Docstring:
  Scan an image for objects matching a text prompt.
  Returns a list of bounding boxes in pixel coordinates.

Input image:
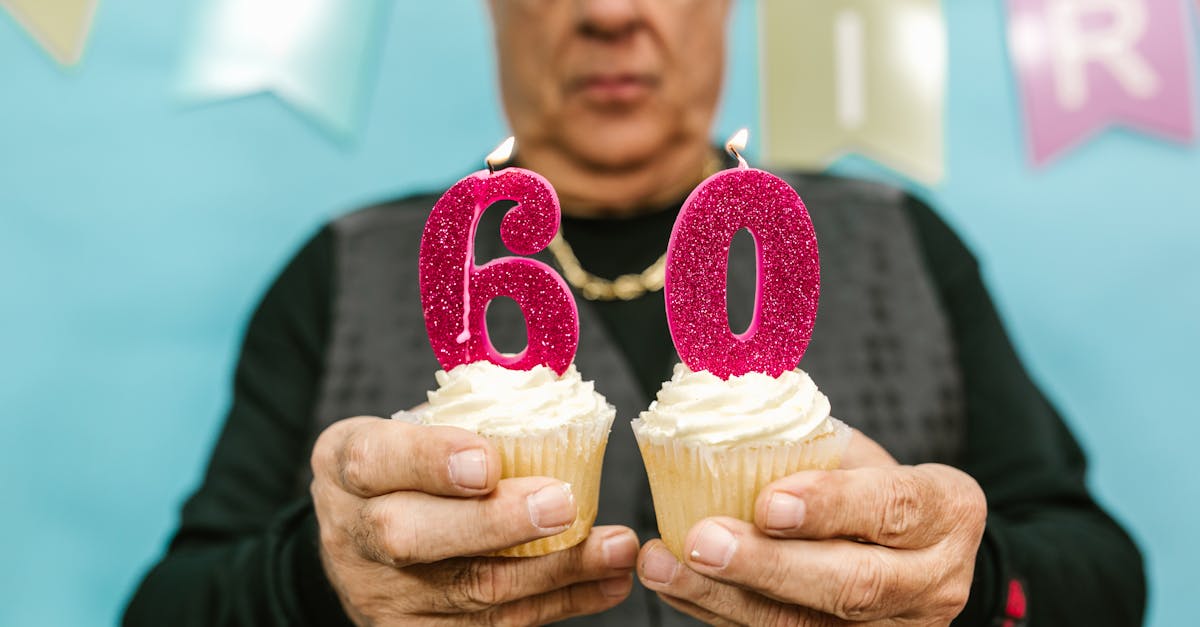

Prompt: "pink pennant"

[1006,0,1196,164]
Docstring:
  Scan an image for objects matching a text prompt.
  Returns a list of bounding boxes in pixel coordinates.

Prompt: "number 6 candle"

[419,137,579,375]
[664,129,820,380]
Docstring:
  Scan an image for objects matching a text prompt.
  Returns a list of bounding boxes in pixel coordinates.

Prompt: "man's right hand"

[310,416,638,626]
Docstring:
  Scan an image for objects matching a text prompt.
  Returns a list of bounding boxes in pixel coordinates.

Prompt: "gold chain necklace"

[548,234,667,301]
[548,152,722,301]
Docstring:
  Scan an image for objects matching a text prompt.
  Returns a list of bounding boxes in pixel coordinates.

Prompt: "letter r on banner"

[1006,0,1195,165]
[1050,0,1158,110]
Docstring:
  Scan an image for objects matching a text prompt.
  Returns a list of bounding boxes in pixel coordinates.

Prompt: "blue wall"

[2,1,1196,625]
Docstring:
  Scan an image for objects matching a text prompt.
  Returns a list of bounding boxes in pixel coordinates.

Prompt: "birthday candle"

[418,137,579,375]
[664,129,820,379]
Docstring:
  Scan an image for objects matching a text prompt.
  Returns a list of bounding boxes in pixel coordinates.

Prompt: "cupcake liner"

[394,406,615,558]
[486,411,614,557]
[632,417,852,560]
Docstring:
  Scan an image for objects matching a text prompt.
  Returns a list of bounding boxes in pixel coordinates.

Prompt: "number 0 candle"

[664,129,820,380]
[419,137,579,375]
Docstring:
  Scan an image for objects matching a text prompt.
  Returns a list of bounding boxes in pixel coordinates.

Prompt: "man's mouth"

[568,73,659,105]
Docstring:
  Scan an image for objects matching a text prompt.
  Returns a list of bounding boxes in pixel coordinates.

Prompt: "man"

[125,1,1145,625]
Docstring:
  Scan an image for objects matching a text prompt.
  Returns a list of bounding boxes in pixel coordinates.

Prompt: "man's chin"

[557,119,676,172]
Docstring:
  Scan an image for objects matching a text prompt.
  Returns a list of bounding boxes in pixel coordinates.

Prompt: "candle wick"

[727,145,749,170]
[725,128,750,169]
[485,136,515,176]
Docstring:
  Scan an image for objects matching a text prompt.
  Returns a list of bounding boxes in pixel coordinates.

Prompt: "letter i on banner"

[760,0,947,184]
[1005,0,1196,165]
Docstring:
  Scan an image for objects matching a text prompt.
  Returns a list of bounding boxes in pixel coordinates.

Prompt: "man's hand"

[311,416,638,626]
[636,431,986,626]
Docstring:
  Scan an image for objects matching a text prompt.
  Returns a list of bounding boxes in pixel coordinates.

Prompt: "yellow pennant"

[1,0,98,66]
[760,0,947,184]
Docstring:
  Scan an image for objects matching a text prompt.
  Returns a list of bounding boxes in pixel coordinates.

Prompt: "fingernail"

[602,533,638,570]
[641,545,679,584]
[448,449,489,490]
[689,522,737,568]
[599,575,633,598]
[764,492,806,530]
[527,483,575,531]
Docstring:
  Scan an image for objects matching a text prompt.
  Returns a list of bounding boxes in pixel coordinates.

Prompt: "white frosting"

[408,362,611,436]
[636,363,832,446]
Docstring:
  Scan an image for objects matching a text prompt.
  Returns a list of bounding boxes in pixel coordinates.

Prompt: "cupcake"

[394,361,615,557]
[632,363,851,559]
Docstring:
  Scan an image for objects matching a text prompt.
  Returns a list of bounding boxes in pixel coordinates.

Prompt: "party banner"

[0,0,98,66]
[760,0,947,184]
[177,0,389,138]
[1006,0,1196,165]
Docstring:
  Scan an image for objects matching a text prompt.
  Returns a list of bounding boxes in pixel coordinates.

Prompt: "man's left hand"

[636,431,987,626]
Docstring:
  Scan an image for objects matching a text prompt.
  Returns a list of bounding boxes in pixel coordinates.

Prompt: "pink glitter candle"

[419,137,579,375]
[664,129,820,379]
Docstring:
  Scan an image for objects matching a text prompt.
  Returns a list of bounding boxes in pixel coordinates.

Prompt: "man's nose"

[576,0,642,40]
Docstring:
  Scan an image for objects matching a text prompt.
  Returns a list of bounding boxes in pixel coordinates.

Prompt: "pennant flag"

[177,0,389,138]
[760,0,947,184]
[1006,0,1196,165]
[0,0,98,66]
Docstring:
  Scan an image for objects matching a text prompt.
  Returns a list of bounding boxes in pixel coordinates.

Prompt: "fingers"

[411,526,640,614]
[312,416,501,498]
[638,540,846,627]
[754,464,975,548]
[355,476,579,566]
[471,575,635,626]
[657,593,843,627]
[839,429,898,468]
[655,594,733,626]
[679,517,933,621]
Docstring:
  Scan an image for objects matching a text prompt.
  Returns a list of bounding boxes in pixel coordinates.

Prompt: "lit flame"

[726,128,749,155]
[486,136,516,171]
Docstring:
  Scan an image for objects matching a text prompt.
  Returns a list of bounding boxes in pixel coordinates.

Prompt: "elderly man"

[125,1,1144,625]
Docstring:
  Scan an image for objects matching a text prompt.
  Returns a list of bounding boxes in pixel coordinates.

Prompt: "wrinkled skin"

[637,432,986,626]
[311,417,639,625]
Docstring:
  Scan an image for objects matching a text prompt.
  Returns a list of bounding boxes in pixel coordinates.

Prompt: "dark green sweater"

[124,182,1145,626]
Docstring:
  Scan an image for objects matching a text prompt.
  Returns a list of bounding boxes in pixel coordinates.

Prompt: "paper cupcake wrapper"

[632,417,852,560]
[394,407,615,557]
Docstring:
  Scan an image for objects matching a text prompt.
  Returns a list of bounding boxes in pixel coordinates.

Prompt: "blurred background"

[2,1,1197,625]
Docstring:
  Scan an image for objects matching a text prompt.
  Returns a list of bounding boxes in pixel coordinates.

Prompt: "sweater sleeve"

[903,197,1146,626]
[123,226,353,627]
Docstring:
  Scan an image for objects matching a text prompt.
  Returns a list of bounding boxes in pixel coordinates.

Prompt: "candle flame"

[726,128,749,168]
[726,128,749,154]
[486,136,516,172]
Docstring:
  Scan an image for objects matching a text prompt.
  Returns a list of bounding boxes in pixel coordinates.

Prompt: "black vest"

[311,172,965,625]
